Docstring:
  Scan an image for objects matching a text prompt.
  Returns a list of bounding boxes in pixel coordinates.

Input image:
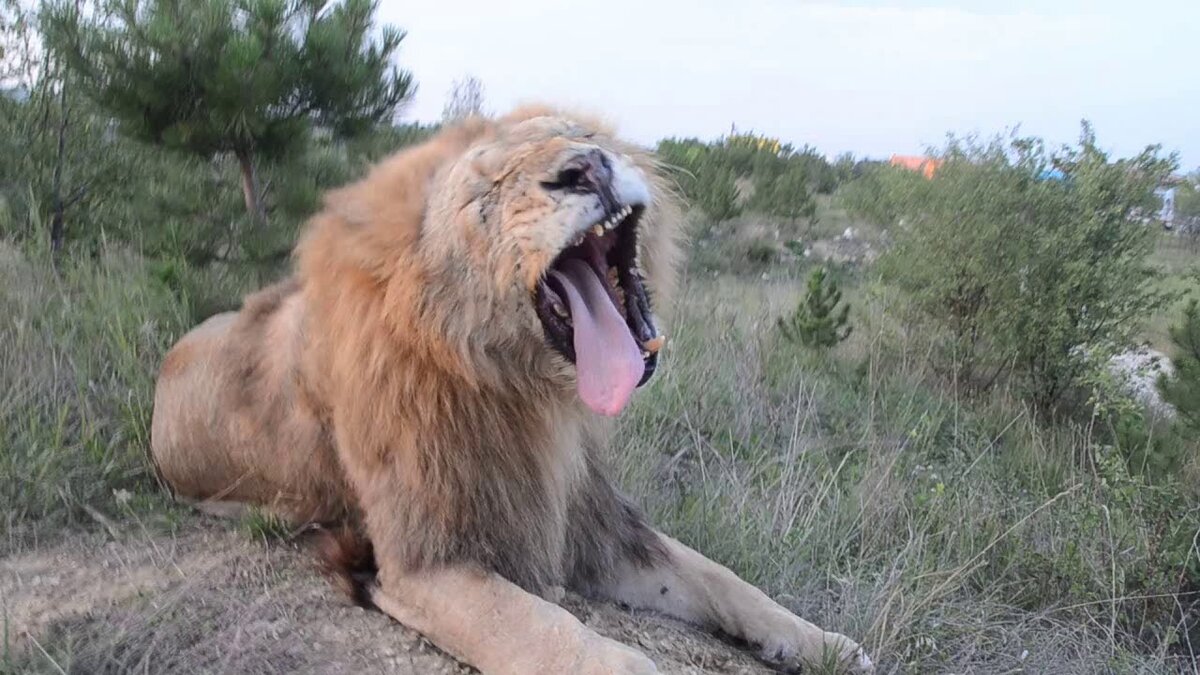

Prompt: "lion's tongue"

[550,259,645,416]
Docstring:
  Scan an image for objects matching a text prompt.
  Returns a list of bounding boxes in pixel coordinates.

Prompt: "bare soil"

[1,521,775,674]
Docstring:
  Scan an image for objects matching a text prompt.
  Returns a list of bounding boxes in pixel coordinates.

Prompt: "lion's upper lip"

[534,202,659,389]
[571,205,634,246]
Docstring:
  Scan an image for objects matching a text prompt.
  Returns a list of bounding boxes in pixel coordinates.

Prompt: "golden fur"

[150,106,872,673]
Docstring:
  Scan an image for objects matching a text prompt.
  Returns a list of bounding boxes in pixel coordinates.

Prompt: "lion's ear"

[465,144,512,183]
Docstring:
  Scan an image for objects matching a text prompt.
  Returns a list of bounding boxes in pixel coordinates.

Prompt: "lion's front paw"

[575,635,659,675]
[758,612,873,673]
[815,632,873,674]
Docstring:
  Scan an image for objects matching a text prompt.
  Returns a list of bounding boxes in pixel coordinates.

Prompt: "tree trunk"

[236,148,267,227]
[49,66,69,256]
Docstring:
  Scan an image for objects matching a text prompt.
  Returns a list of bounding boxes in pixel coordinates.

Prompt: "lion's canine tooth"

[592,224,604,237]
[643,335,666,354]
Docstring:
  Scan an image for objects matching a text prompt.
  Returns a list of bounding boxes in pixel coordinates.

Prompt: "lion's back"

[149,281,349,523]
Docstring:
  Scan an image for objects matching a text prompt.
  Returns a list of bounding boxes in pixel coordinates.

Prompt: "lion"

[149,106,874,674]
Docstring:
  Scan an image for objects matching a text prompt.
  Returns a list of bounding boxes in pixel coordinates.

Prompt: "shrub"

[745,240,779,266]
[656,133,834,222]
[751,166,817,222]
[778,267,851,349]
[1158,298,1200,432]
[697,165,742,222]
[837,163,928,228]
[876,124,1177,411]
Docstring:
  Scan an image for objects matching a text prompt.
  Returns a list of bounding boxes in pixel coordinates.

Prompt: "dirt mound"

[1,523,774,674]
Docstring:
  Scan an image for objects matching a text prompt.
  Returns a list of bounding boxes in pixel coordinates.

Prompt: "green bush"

[744,240,778,265]
[876,124,1177,411]
[696,165,741,222]
[751,166,817,222]
[1158,298,1200,432]
[778,267,851,349]
[837,163,928,228]
[657,133,834,222]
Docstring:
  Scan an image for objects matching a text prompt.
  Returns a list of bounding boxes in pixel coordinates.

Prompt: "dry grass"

[614,274,1199,673]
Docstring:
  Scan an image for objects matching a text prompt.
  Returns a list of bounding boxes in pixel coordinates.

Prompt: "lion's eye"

[542,167,585,191]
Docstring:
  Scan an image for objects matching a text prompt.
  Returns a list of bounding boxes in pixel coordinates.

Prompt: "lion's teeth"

[592,224,604,237]
[642,335,666,354]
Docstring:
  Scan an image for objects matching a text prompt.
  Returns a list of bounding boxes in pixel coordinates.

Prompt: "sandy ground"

[1,521,777,674]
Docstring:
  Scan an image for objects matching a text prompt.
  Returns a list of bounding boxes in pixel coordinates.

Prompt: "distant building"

[889,154,942,179]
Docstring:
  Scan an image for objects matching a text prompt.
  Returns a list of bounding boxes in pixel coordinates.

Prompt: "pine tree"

[778,267,851,349]
[43,0,414,227]
[1158,298,1200,432]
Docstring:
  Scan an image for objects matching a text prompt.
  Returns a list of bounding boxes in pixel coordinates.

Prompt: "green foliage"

[696,165,741,222]
[831,152,857,186]
[1158,299,1200,432]
[0,244,195,540]
[0,7,144,251]
[837,162,927,227]
[43,0,415,224]
[751,166,817,222]
[1,66,432,259]
[778,267,851,348]
[876,123,1178,410]
[744,240,778,265]
[241,506,293,542]
[657,132,835,223]
[1176,171,1200,222]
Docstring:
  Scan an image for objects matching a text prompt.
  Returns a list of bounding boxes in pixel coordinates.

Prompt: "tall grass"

[0,240,263,551]
[616,274,1199,673]
[2,234,1197,672]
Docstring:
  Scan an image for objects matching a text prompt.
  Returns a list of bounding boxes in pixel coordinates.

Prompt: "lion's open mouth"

[534,204,661,416]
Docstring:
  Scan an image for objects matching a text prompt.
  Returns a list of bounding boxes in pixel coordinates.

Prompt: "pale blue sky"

[378,0,1199,168]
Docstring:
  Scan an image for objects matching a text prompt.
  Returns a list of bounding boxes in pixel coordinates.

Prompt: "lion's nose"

[574,149,612,191]
[552,150,614,196]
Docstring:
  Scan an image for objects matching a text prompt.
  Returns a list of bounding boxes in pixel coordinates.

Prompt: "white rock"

[1108,348,1175,419]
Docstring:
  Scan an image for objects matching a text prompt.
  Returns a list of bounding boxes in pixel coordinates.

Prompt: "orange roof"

[890,155,942,179]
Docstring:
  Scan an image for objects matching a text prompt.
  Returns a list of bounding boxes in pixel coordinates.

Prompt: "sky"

[376,0,1199,168]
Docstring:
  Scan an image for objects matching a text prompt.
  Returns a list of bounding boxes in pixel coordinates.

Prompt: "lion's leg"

[598,533,874,673]
[366,565,658,675]
[186,498,252,520]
